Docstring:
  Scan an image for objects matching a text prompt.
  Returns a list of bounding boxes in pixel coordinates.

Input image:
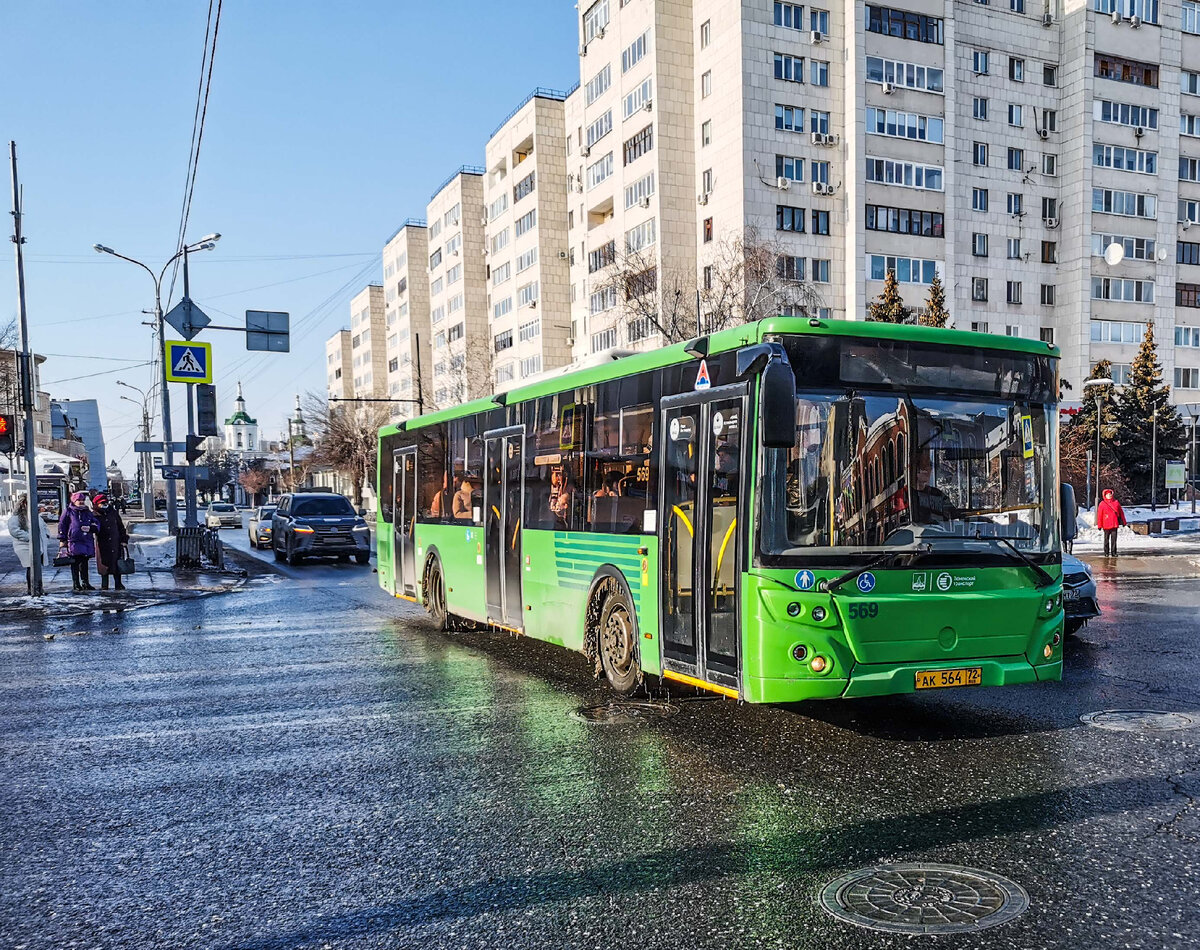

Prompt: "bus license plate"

[915,667,983,690]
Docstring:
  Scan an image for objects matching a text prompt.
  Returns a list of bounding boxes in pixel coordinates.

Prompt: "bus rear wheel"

[423,557,448,630]
[599,584,641,694]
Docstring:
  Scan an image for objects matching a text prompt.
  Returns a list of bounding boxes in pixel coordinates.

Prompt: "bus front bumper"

[744,657,1061,703]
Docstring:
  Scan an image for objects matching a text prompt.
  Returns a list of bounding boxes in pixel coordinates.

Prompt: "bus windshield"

[760,335,1059,560]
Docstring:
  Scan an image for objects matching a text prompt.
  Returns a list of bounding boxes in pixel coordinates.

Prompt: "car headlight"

[353,524,370,532]
[294,526,314,534]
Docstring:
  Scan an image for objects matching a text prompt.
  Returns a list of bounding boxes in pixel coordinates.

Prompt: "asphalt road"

[3,525,1200,949]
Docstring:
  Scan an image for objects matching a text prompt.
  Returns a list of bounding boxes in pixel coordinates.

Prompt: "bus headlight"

[810,656,828,673]
[792,644,808,662]
[1043,644,1054,659]
[811,606,827,622]
[786,602,802,617]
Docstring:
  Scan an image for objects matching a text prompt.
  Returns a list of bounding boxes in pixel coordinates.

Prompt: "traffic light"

[196,383,218,436]
[0,414,14,454]
[186,435,206,463]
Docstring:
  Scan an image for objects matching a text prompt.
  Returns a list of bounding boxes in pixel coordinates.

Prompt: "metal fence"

[176,526,224,570]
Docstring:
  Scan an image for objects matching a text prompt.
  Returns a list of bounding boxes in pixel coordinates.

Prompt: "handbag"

[53,554,73,567]
[116,556,135,575]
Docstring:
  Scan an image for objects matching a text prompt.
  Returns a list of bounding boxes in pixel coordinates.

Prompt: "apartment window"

[517,281,539,307]
[592,327,618,352]
[446,263,462,285]
[973,97,988,120]
[1095,0,1159,22]
[972,232,989,256]
[1041,241,1057,263]
[776,205,806,232]
[622,31,648,73]
[489,194,508,221]
[622,77,653,119]
[703,217,713,243]
[623,124,654,165]
[516,247,538,273]
[1182,157,1200,182]
[701,120,712,145]
[590,287,618,315]
[973,142,988,166]
[513,170,536,203]
[1009,57,1024,82]
[775,104,805,132]
[866,107,943,142]
[811,161,831,184]
[864,5,944,43]
[430,277,444,296]
[776,155,805,182]
[1183,115,1200,137]
[1094,234,1155,261]
[1040,284,1056,305]
[1185,70,1200,95]
[1095,100,1159,130]
[1043,64,1057,86]
[973,50,989,75]
[1176,367,1200,389]
[583,0,609,43]
[586,154,613,190]
[1007,238,1022,260]
[627,317,654,343]
[1183,0,1200,32]
[811,59,830,86]
[1179,285,1200,312]
[811,8,830,32]
[429,248,443,270]
[1179,242,1200,265]
[625,218,657,252]
[777,255,806,281]
[866,205,944,237]
[812,259,831,282]
[518,319,540,342]
[494,329,514,352]
[775,2,805,28]
[865,56,944,92]
[493,297,512,320]
[588,240,616,272]
[491,262,511,286]
[1007,193,1023,215]
[1007,281,1023,304]
[811,209,831,234]
[703,167,714,192]
[1094,277,1154,302]
[624,171,656,209]
[585,64,611,106]
[1093,144,1157,175]
[865,157,944,191]
[701,70,712,98]
[700,19,711,48]
[521,355,542,378]
[1042,196,1058,219]
[972,278,989,301]
[774,52,805,83]
[1093,188,1156,218]
[703,265,713,290]
[1176,325,1200,345]
[429,220,441,239]
[1011,0,1024,10]
[1007,147,1024,170]
[387,357,398,373]
[1091,319,1146,342]
[1043,154,1057,176]
[1042,110,1057,132]
[1094,54,1158,87]
[810,111,831,134]
[973,188,989,211]
[491,229,510,255]
[868,255,939,283]
[1008,104,1023,127]
[1183,200,1200,224]
[586,111,613,148]
[447,322,464,343]
[495,363,514,385]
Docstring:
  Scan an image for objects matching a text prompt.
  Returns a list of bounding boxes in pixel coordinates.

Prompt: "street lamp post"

[1150,405,1159,511]
[1081,377,1114,509]
[93,236,219,534]
[117,380,153,520]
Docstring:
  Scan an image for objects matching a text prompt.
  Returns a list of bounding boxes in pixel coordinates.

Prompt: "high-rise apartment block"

[348,283,387,400]
[325,329,353,401]
[383,220,432,418]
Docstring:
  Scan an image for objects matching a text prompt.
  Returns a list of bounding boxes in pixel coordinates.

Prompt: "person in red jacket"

[1096,488,1127,556]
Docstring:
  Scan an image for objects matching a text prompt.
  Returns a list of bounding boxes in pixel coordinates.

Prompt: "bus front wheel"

[598,583,641,694]
[423,557,448,630]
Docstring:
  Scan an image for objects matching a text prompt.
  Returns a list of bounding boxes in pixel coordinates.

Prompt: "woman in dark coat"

[58,491,99,592]
[92,493,128,590]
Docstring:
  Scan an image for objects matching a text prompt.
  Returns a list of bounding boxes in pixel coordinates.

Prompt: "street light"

[117,380,154,519]
[93,235,220,534]
[1081,377,1114,509]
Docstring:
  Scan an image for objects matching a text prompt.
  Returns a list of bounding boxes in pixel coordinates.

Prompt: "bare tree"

[438,332,494,411]
[303,392,392,508]
[238,463,271,507]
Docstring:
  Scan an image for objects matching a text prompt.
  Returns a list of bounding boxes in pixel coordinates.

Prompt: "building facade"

[349,283,388,400]
[325,329,353,401]
[382,220,433,419]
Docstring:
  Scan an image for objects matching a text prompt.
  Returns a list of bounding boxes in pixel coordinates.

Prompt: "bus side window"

[418,425,450,521]
[379,434,396,523]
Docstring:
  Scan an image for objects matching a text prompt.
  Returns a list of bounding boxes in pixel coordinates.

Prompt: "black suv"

[271,490,371,565]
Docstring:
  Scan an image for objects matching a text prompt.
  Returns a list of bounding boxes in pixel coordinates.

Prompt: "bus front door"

[484,427,525,630]
[659,389,747,695]
[393,446,418,597]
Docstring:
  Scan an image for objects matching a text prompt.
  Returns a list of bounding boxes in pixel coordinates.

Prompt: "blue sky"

[1,1,578,471]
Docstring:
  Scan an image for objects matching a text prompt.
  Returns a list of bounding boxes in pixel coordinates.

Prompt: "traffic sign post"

[165,340,212,384]
[245,310,290,352]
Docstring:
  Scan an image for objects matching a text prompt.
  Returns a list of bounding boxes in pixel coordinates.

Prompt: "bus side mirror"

[761,359,797,449]
[1060,483,1078,542]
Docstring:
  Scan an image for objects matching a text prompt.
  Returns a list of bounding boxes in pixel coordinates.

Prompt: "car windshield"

[292,496,355,517]
[761,391,1059,558]
[258,508,276,518]
[212,504,234,512]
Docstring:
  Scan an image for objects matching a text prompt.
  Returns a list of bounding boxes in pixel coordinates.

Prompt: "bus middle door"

[483,426,525,630]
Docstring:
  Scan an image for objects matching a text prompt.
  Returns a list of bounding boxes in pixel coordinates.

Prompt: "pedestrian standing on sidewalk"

[7,493,51,594]
[1096,487,1127,557]
[58,491,99,592]
[92,493,128,591]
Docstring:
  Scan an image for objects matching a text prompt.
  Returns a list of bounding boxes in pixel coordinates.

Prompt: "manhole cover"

[819,863,1029,934]
[1080,709,1196,732]
[572,701,678,724]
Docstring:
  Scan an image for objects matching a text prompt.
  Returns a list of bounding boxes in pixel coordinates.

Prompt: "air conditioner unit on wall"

[1111,9,1121,23]
[882,82,895,94]
[1130,14,1141,27]
[1039,128,1049,139]
[1044,216,1060,229]
[639,196,651,208]
[1042,13,1053,26]
[777,176,791,190]
[1135,126,1145,138]
[697,192,709,205]
[811,29,824,43]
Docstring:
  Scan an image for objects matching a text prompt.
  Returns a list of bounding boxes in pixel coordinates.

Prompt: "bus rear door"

[483,426,525,630]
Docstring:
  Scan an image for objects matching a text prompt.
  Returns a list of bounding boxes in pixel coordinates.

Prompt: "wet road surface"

[3,538,1200,949]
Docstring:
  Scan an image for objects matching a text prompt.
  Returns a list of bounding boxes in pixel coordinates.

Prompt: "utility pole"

[10,142,42,596]
[181,249,199,528]
[1150,406,1158,511]
[414,333,425,416]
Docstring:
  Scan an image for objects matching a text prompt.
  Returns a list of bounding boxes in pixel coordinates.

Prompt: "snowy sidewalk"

[1073,505,1200,556]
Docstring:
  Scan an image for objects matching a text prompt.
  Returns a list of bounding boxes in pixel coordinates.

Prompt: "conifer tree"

[1061,360,1120,505]
[866,270,913,323]
[1113,322,1187,503]
[918,273,949,327]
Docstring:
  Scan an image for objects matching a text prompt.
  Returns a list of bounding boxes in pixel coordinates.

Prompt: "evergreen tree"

[866,270,913,323]
[1061,360,1122,506]
[1113,321,1188,503]
[918,273,949,327]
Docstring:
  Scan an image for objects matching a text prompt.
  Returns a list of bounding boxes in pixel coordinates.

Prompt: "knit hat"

[93,493,108,506]
[70,491,89,505]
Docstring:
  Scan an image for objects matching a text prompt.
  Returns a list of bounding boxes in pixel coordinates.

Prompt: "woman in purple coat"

[58,491,99,591]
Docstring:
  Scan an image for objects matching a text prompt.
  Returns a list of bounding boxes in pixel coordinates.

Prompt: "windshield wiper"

[992,537,1055,588]
[820,544,931,593]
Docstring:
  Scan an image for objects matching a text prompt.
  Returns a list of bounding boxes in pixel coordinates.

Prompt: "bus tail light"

[810,656,827,673]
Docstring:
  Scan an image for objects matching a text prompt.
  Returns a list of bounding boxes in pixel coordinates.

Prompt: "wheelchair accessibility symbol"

[857,572,876,593]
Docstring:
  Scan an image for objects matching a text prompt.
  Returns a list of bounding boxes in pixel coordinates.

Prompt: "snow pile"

[1074,505,1200,553]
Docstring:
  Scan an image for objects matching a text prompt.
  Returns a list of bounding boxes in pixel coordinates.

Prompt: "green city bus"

[376,317,1067,702]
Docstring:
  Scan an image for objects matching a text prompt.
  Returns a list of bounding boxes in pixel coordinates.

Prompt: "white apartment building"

[383,220,433,418]
[425,168,490,407]
[349,283,387,399]
[484,89,575,391]
[325,329,352,401]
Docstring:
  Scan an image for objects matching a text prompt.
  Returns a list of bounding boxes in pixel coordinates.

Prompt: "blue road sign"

[165,341,212,384]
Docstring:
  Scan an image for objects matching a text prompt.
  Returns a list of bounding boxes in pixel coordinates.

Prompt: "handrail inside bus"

[672,505,694,537]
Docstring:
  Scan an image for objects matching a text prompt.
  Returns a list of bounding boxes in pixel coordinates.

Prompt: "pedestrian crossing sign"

[165,340,212,384]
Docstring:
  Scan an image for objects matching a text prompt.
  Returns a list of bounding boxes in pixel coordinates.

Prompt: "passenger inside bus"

[452,476,475,520]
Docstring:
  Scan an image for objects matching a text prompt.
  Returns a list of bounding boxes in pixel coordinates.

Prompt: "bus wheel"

[599,584,641,694]
[423,557,448,630]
